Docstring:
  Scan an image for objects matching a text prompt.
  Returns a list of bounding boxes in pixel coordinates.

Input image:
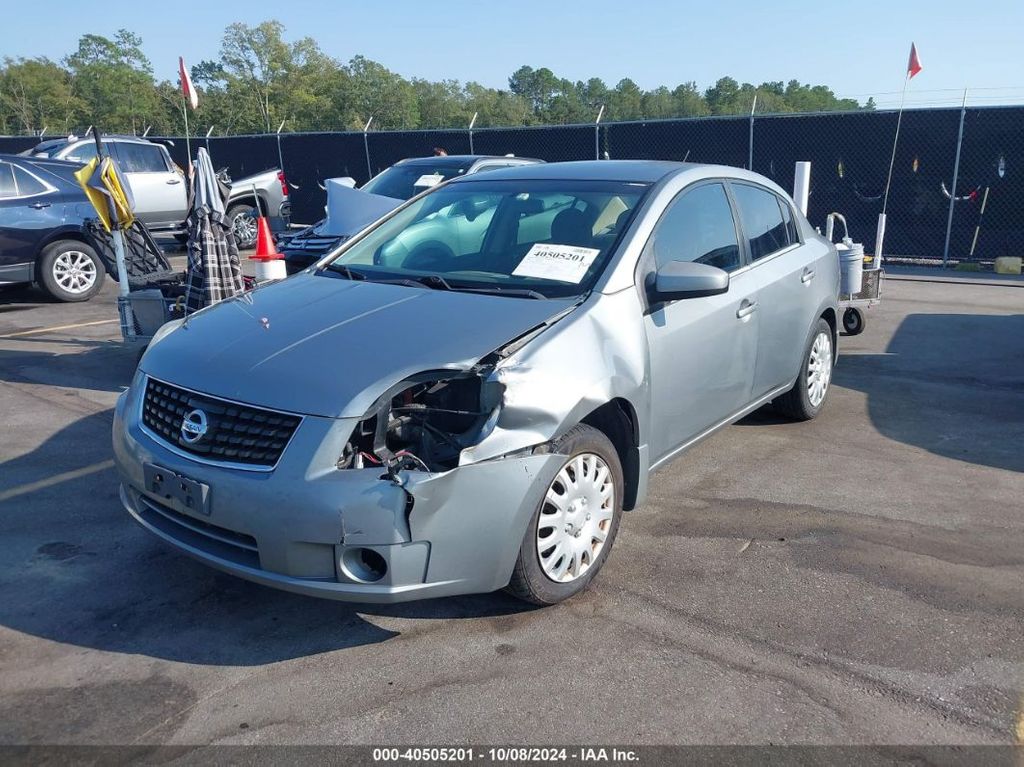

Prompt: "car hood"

[141,274,577,418]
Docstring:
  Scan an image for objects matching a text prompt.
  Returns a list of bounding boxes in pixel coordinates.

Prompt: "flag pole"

[876,41,919,266]
[882,72,910,216]
[182,95,192,170]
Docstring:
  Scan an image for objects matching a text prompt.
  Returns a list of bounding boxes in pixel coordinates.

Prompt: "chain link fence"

[3,105,1021,266]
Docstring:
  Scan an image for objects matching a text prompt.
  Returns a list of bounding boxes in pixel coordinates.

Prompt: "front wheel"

[506,424,624,605]
[773,318,834,421]
[38,240,105,302]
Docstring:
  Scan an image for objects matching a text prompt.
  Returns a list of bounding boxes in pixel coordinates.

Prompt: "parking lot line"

[1,318,120,338]
[0,460,115,503]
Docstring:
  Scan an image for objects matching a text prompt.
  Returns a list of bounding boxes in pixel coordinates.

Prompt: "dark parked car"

[0,154,109,302]
[282,155,542,273]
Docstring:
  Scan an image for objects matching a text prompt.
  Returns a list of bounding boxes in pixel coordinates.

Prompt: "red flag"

[178,56,198,110]
[907,43,923,79]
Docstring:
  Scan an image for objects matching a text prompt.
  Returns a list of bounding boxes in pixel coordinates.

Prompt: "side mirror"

[649,260,730,302]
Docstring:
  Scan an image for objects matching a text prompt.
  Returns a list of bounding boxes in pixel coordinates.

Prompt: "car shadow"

[0,338,138,394]
[833,312,1024,473]
[0,408,535,667]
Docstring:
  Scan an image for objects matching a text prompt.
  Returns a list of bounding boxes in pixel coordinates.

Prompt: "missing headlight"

[338,371,502,473]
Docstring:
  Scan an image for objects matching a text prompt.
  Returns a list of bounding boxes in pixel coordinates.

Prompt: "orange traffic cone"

[249,216,287,281]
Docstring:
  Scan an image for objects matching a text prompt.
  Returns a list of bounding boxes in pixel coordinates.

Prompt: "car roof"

[0,153,81,169]
[395,154,542,168]
[451,159,698,184]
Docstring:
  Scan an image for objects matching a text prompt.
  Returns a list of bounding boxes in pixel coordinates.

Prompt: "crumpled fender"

[461,288,649,464]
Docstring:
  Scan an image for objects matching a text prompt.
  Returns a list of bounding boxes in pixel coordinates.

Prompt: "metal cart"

[89,220,187,345]
[826,213,883,336]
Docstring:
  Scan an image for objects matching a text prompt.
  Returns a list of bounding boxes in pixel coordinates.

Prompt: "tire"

[506,424,624,606]
[38,240,105,302]
[227,203,258,249]
[842,307,865,336]
[774,317,834,421]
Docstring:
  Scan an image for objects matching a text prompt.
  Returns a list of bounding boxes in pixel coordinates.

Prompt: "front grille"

[142,377,301,469]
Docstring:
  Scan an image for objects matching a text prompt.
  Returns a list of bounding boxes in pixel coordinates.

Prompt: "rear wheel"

[506,424,623,605]
[227,203,258,248]
[38,240,105,302]
[774,318,833,421]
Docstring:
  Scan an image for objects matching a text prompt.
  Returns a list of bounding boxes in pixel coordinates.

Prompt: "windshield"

[322,179,650,299]
[361,161,472,200]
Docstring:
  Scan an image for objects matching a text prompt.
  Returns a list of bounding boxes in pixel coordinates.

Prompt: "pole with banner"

[877,43,923,265]
[178,57,199,169]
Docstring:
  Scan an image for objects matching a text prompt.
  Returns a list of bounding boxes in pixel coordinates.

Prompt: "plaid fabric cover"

[184,148,245,313]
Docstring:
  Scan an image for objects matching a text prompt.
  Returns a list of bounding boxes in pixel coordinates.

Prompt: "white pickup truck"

[26,135,291,248]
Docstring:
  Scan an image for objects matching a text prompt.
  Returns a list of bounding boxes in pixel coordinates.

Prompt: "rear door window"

[0,163,49,198]
[116,143,170,173]
[0,162,16,197]
[731,183,792,260]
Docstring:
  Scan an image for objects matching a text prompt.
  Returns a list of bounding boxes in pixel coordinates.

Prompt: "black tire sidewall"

[38,240,105,302]
[514,425,624,605]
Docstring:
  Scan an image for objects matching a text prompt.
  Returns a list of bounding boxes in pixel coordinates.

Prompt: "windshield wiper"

[322,263,367,281]
[450,286,548,300]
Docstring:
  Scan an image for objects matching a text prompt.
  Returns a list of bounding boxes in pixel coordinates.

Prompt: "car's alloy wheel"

[536,453,615,583]
[52,250,97,295]
[229,204,258,248]
[38,240,105,302]
[807,330,832,408]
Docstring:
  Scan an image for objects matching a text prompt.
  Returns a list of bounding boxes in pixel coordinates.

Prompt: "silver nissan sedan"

[113,161,839,605]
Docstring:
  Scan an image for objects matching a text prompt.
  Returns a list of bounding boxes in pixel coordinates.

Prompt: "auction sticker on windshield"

[414,173,445,188]
[512,243,600,283]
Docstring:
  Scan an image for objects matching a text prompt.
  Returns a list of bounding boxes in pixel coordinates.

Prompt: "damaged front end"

[337,367,505,476]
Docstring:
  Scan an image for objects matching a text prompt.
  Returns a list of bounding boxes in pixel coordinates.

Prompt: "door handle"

[801,268,815,284]
[166,178,182,185]
[736,299,757,319]
[28,201,51,209]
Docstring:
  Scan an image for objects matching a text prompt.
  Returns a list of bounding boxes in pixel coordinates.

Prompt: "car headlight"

[338,372,504,474]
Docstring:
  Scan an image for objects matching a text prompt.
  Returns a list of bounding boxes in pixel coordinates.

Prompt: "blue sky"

[6,0,1023,108]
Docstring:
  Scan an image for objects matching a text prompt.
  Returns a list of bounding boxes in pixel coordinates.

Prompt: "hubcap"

[536,453,615,583]
[807,331,832,407]
[232,212,257,246]
[52,250,97,294]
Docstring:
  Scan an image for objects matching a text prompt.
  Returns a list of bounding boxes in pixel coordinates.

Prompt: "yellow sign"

[74,156,135,232]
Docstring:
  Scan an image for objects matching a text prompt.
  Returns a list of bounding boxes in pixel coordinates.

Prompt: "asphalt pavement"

[0,273,1021,747]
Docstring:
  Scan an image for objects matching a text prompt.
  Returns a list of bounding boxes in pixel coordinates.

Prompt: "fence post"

[748,95,757,170]
[468,112,478,154]
[275,119,286,177]
[205,125,215,164]
[942,88,969,268]
[362,116,374,180]
[594,105,605,160]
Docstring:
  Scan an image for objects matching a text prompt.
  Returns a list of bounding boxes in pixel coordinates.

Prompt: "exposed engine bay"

[338,370,502,474]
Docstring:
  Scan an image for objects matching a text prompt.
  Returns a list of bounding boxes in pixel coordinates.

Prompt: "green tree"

[64,30,162,133]
[0,57,83,134]
[343,55,419,130]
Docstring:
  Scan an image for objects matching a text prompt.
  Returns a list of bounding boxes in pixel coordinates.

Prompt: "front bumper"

[113,381,561,603]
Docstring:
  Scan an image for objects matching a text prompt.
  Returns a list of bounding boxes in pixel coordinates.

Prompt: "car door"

[641,181,759,464]
[730,182,816,397]
[0,161,62,282]
[110,142,186,227]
